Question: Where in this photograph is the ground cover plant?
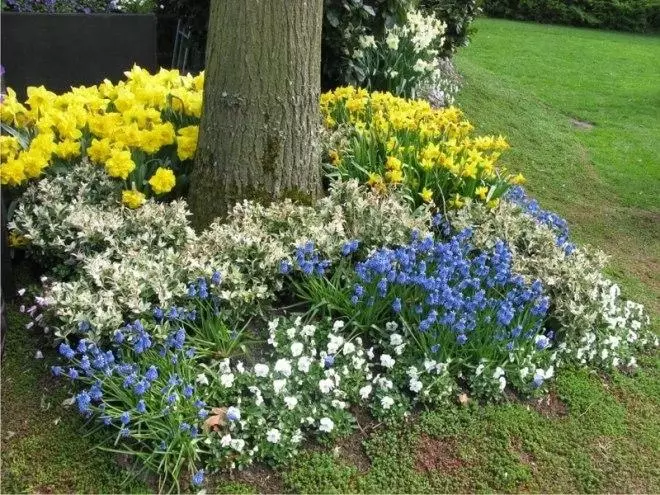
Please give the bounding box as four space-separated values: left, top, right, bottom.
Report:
2 19 659 494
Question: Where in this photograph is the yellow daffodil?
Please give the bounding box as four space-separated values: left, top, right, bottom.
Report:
420 187 434 203
121 189 146 209
148 167 176 195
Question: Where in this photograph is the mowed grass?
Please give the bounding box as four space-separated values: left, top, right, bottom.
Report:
454 17 660 314
2 19 659 494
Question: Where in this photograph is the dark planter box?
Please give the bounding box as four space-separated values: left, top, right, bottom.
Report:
1 12 157 98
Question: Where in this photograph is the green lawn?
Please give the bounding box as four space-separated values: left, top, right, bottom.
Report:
1 18 659 494
454 17 660 314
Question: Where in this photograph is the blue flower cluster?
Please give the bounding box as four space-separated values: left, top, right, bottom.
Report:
505 186 575 254
349 229 551 355
281 241 331 276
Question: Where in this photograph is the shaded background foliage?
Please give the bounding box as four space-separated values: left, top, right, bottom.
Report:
482 0 660 32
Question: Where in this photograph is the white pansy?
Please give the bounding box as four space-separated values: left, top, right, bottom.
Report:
301 324 316 337
254 363 269 377
319 417 335 433
359 385 372 399
342 342 356 355
221 434 232 447
319 378 334 394
290 342 304 357
380 354 395 368
273 379 287 394
220 373 235 388
381 396 394 409
284 396 298 410
230 438 245 452
297 356 312 373
390 333 403 346
409 378 423 393
274 358 292 377
266 428 281 444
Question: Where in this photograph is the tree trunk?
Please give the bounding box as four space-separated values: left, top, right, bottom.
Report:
188 0 323 230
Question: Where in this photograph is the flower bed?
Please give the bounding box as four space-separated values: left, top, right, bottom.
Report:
1 69 655 490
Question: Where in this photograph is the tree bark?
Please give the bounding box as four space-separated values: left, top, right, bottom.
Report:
188 0 323 230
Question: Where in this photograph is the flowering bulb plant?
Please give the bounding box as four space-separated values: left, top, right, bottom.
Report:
1 66 202 207
53 321 207 493
322 86 522 211
349 9 448 99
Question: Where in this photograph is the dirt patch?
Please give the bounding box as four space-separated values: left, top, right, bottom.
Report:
414 435 465 473
530 391 568 418
335 434 372 473
228 464 284 494
570 118 595 130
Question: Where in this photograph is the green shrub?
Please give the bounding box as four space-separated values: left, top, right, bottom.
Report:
482 0 656 32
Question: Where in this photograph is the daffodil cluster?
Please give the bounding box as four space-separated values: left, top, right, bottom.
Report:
321 86 524 210
0 65 203 207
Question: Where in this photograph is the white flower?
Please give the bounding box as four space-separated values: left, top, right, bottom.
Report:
544 366 555 379
297 356 312 373
359 385 372 399
221 434 232 447
612 357 620 368
195 373 208 385
358 35 376 49
291 429 303 444
273 379 287 394
498 376 507 392
424 359 437 372
301 324 316 337
332 320 345 330
493 367 505 379
385 321 398 332
230 438 245 452
390 333 403 346
385 32 400 50
367 347 375 360
342 342 356 355
394 344 406 356
286 326 297 339
290 342 304 357
34 350 44 359
381 396 394 409
327 334 344 355
319 378 334 394
268 318 280 331
266 428 281 444
254 363 269 377
380 354 395 369
220 373 235 388
601 349 609 360
519 366 529 380
284 396 298 410
475 364 485 376
409 378 423 393
319 417 335 433
17 288 26 296
274 358 292 377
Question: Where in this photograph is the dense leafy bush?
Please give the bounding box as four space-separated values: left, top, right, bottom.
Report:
483 0 657 32
420 0 482 51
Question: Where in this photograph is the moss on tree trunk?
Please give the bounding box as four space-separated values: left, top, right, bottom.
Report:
188 0 324 230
